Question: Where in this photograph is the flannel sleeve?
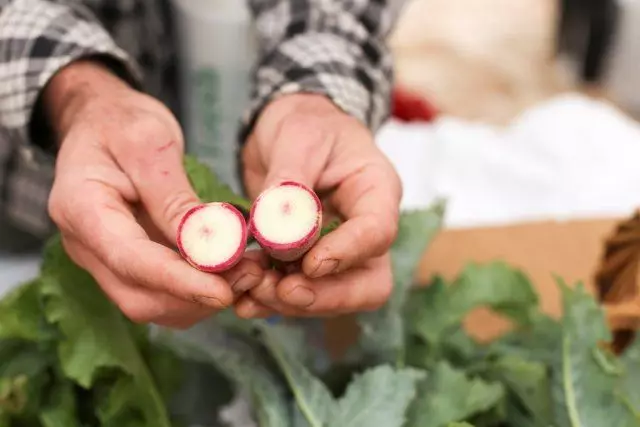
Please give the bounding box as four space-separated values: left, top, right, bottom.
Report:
242 0 406 140
0 0 141 237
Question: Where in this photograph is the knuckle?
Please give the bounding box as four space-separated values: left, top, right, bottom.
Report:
47 191 64 226
367 279 393 312
125 116 183 156
279 114 331 145
101 244 124 272
48 186 93 235
161 189 197 228
129 115 164 140
360 215 392 252
118 299 154 324
47 183 73 228
383 216 400 248
250 273 277 302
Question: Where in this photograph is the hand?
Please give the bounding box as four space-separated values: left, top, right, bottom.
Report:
46 60 265 329
236 94 402 318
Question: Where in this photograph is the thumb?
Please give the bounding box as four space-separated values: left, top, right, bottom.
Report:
119 139 200 244
259 125 332 193
262 163 314 192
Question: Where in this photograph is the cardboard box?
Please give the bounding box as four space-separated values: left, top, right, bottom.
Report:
416 218 621 342
323 217 624 358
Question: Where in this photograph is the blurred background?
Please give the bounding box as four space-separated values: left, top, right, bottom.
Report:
390 0 636 123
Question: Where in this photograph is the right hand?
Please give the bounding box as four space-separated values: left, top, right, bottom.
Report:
45 60 265 329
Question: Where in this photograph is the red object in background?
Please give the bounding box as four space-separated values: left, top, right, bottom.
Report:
392 87 439 123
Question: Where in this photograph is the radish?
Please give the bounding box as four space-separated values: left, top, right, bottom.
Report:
249 181 322 262
177 202 248 273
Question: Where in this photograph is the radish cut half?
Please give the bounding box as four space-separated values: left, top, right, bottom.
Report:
177 202 247 273
250 181 322 262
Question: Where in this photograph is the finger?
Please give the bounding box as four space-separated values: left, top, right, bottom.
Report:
112 130 200 244
234 295 277 319
278 254 393 315
63 237 215 328
303 160 402 278
63 183 236 309
219 255 265 294
248 116 334 197
249 270 284 308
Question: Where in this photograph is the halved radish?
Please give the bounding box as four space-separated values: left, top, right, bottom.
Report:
249 181 322 262
177 202 248 272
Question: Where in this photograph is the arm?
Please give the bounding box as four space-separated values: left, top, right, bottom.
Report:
242 0 407 140
237 1 407 317
0 0 140 236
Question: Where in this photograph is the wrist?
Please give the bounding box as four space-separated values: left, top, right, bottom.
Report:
263 93 340 120
43 58 133 139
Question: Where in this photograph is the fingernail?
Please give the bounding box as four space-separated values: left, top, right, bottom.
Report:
284 286 315 308
309 258 339 278
193 295 227 309
232 273 261 293
236 298 267 319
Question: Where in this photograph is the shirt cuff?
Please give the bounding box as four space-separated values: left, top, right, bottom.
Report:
240 31 394 143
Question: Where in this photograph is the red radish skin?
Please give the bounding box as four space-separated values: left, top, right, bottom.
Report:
249 181 322 262
176 202 248 273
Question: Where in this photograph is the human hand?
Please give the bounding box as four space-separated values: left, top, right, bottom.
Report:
46 60 265 329
236 94 402 318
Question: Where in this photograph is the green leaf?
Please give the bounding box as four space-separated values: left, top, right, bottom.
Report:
169 358 235 427
620 336 640 413
489 311 561 365
447 262 539 326
39 236 171 427
356 202 445 364
94 375 145 426
329 365 425 427
447 423 475 427
0 280 53 342
550 282 638 427
408 262 538 349
406 361 505 427
154 319 292 427
183 154 251 210
39 380 79 427
259 323 336 427
0 340 53 418
484 355 553 426
405 262 541 370
141 341 184 405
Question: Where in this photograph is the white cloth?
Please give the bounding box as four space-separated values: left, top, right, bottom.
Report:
377 93 640 228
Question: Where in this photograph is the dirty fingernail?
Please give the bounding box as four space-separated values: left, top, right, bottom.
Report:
251 273 279 304
236 299 258 318
309 258 339 278
193 295 228 309
236 297 269 318
284 286 316 307
232 273 262 293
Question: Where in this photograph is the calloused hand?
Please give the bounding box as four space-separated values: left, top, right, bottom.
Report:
236 94 402 318
46 60 265 329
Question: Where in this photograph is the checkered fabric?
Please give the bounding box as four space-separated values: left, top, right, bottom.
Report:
0 0 403 238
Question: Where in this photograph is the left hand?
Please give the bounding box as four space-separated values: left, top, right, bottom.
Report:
236 94 402 318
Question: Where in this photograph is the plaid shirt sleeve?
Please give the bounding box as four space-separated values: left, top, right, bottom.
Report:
0 0 140 238
242 0 406 140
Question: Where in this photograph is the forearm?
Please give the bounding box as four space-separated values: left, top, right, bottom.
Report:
242 0 407 140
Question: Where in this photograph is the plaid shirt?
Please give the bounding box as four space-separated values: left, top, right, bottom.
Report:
0 0 402 239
